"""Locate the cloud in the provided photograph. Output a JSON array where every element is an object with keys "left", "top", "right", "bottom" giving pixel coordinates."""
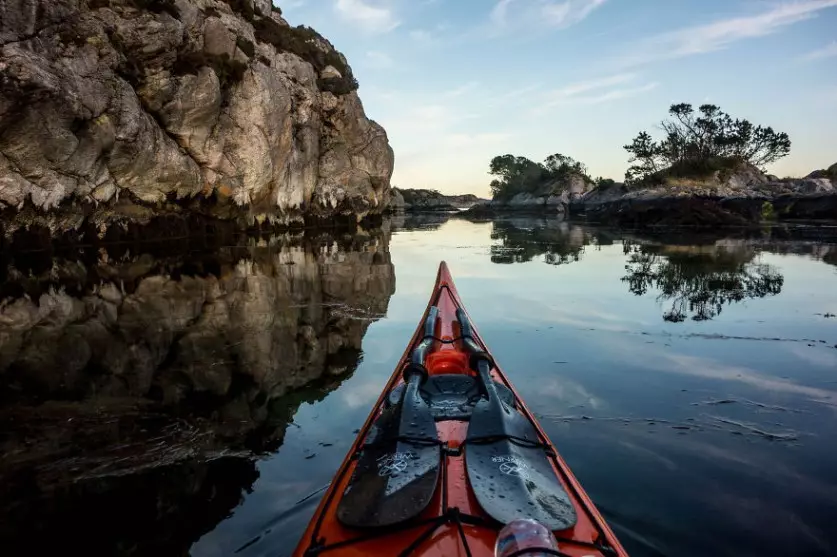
[
  {"left": 441, "top": 81, "right": 481, "bottom": 98},
  {"left": 802, "top": 41, "right": 837, "bottom": 60},
  {"left": 490, "top": 0, "right": 608, "bottom": 32},
  {"left": 365, "top": 50, "right": 394, "bottom": 69},
  {"left": 534, "top": 73, "right": 658, "bottom": 112},
  {"left": 334, "top": 0, "right": 399, "bottom": 34},
  {"left": 620, "top": 0, "right": 837, "bottom": 67},
  {"left": 541, "top": 0, "right": 608, "bottom": 27},
  {"left": 407, "top": 22, "right": 451, "bottom": 46}
]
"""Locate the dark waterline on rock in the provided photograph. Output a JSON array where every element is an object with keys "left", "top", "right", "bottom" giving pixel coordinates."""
[{"left": 2, "top": 216, "right": 837, "bottom": 556}]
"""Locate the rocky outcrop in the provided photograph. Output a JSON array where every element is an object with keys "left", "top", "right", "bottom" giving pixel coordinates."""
[
  {"left": 806, "top": 162, "right": 837, "bottom": 182},
  {"left": 388, "top": 187, "right": 406, "bottom": 212},
  {"left": 388, "top": 188, "right": 487, "bottom": 212},
  {"left": 0, "top": 0, "right": 394, "bottom": 233},
  {"left": 469, "top": 173, "right": 594, "bottom": 215},
  {"left": 571, "top": 163, "right": 837, "bottom": 226}
]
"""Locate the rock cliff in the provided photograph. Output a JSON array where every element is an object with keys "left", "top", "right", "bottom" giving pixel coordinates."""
[{"left": 0, "top": 0, "right": 394, "bottom": 232}]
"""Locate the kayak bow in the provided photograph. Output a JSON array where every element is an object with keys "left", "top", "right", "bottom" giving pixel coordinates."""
[{"left": 293, "top": 262, "right": 629, "bottom": 557}]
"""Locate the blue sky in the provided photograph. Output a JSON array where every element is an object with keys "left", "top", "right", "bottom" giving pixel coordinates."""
[{"left": 278, "top": 0, "right": 837, "bottom": 196}]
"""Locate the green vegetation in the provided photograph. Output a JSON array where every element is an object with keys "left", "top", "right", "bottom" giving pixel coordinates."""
[
  {"left": 624, "top": 103, "right": 791, "bottom": 185},
  {"left": 761, "top": 201, "right": 776, "bottom": 221},
  {"left": 488, "top": 153, "right": 590, "bottom": 200},
  {"left": 253, "top": 19, "right": 358, "bottom": 95},
  {"left": 593, "top": 177, "right": 617, "bottom": 190}
]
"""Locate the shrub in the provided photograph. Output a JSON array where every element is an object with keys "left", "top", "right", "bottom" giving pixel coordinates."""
[
  {"left": 253, "top": 19, "right": 358, "bottom": 95},
  {"left": 624, "top": 103, "right": 790, "bottom": 184}
]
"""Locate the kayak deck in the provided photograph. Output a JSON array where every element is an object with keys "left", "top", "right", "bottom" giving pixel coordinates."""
[{"left": 293, "top": 262, "right": 628, "bottom": 557}]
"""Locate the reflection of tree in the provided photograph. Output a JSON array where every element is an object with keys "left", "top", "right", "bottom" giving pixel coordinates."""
[
  {"left": 490, "top": 221, "right": 613, "bottom": 265},
  {"left": 621, "top": 242, "right": 784, "bottom": 322}
]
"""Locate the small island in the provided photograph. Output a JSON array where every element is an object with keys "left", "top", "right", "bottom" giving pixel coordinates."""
[{"left": 465, "top": 103, "right": 836, "bottom": 226}]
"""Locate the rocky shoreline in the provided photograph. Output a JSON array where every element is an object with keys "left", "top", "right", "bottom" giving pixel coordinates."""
[
  {"left": 388, "top": 188, "right": 487, "bottom": 213},
  {"left": 466, "top": 163, "right": 837, "bottom": 226}
]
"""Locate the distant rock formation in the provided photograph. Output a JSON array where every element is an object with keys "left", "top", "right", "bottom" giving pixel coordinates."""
[
  {"left": 570, "top": 162, "right": 837, "bottom": 226},
  {"left": 389, "top": 188, "right": 487, "bottom": 212},
  {"left": 0, "top": 0, "right": 394, "bottom": 233},
  {"left": 468, "top": 173, "right": 595, "bottom": 215}
]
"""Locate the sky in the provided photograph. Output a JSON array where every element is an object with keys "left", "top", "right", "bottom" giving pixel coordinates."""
[{"left": 278, "top": 0, "right": 837, "bottom": 197}]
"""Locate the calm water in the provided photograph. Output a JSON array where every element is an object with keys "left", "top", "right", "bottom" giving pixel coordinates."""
[{"left": 2, "top": 216, "right": 837, "bottom": 557}]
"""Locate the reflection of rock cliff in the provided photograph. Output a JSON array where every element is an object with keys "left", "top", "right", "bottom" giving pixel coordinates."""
[
  {"left": 0, "top": 0, "right": 393, "bottom": 231},
  {"left": 3, "top": 456, "right": 259, "bottom": 556},
  {"left": 621, "top": 242, "right": 783, "bottom": 322},
  {"left": 0, "top": 231, "right": 394, "bottom": 554}
]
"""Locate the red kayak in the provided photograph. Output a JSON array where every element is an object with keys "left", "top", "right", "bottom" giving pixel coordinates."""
[{"left": 293, "top": 262, "right": 629, "bottom": 556}]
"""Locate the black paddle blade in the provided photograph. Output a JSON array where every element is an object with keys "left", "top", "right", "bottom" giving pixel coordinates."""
[
  {"left": 466, "top": 385, "right": 578, "bottom": 531},
  {"left": 337, "top": 379, "right": 440, "bottom": 528}
]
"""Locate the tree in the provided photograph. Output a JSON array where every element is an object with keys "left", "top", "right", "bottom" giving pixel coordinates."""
[
  {"left": 488, "top": 153, "right": 589, "bottom": 199},
  {"left": 544, "top": 153, "right": 589, "bottom": 181},
  {"left": 624, "top": 103, "right": 791, "bottom": 184}
]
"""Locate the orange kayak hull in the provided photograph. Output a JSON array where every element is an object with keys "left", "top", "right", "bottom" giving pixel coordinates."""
[{"left": 292, "top": 262, "right": 629, "bottom": 557}]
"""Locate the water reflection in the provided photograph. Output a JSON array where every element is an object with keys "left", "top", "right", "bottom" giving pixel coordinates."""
[
  {"left": 483, "top": 218, "right": 823, "bottom": 322},
  {"left": 489, "top": 219, "right": 613, "bottom": 265},
  {"left": 621, "top": 242, "right": 784, "bottom": 322},
  {"left": 0, "top": 229, "right": 394, "bottom": 555}
]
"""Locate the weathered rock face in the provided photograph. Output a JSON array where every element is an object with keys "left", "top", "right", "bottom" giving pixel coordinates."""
[{"left": 0, "top": 0, "right": 394, "bottom": 232}]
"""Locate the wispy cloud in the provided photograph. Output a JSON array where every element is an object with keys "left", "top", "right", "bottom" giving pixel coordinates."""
[
  {"left": 534, "top": 73, "right": 658, "bottom": 112},
  {"left": 441, "top": 81, "right": 481, "bottom": 98},
  {"left": 490, "top": 0, "right": 608, "bottom": 33},
  {"left": 407, "top": 21, "right": 451, "bottom": 46},
  {"left": 365, "top": 50, "right": 394, "bottom": 69},
  {"left": 541, "top": 0, "right": 608, "bottom": 27},
  {"left": 802, "top": 41, "right": 837, "bottom": 61},
  {"left": 620, "top": 0, "right": 837, "bottom": 67},
  {"left": 334, "top": 0, "right": 400, "bottom": 34}
]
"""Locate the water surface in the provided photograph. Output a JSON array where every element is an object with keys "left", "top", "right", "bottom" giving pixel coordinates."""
[{"left": 2, "top": 216, "right": 836, "bottom": 557}]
